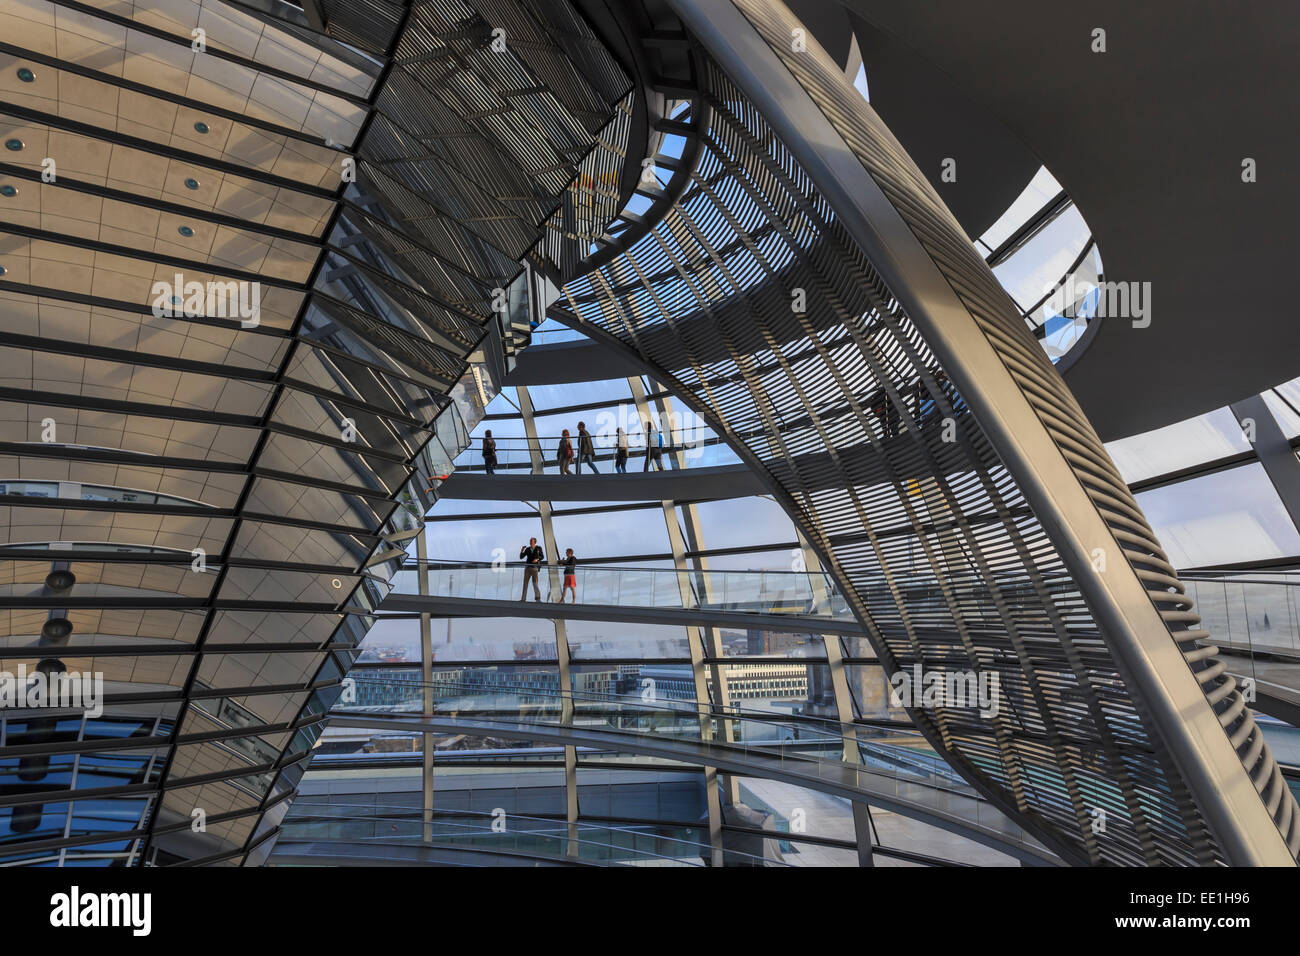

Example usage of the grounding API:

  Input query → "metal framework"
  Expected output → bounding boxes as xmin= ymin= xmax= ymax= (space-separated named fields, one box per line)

xmin=554 ymin=0 xmax=1299 ymax=865
xmin=0 ymin=0 xmax=627 ymax=865
xmin=5 ymin=0 xmax=1294 ymax=869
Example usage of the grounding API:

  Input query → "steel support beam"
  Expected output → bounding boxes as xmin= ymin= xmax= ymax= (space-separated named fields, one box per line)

xmin=629 ymin=376 xmax=725 ymax=864
xmin=517 ymin=384 xmax=580 ymax=855
xmin=1232 ymin=394 xmax=1300 ymax=535
xmin=417 ymin=525 xmax=435 ymax=845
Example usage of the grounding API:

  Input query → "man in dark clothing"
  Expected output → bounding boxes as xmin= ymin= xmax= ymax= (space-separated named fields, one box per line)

xmin=913 ymin=379 xmax=935 ymax=426
xmin=870 ymin=389 xmax=896 ymax=439
xmin=643 ymin=419 xmax=664 ymax=471
xmin=935 ymin=368 xmax=965 ymax=412
xmin=483 ymin=429 xmax=497 ymax=474
xmin=519 ymin=537 xmax=544 ymax=600
xmin=576 ymin=421 xmax=598 ymax=474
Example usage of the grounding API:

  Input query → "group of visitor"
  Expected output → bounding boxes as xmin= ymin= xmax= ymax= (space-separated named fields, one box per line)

xmin=481 ymin=420 xmax=668 ymax=475
xmin=517 ymin=538 xmax=579 ymax=603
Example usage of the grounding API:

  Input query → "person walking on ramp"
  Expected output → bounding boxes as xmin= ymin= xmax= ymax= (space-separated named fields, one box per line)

xmin=577 ymin=422 xmax=598 ymax=474
xmin=558 ymin=429 xmax=574 ymax=475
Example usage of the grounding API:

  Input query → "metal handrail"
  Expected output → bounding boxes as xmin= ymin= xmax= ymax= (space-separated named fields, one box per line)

xmin=280 ymin=804 xmax=784 ymax=866
xmin=337 ymin=675 xmax=972 ymax=794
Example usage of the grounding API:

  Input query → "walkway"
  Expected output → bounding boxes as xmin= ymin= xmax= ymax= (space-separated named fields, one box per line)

xmin=270 ymin=841 xmax=588 ymax=867
xmin=380 ymin=592 xmax=866 ymax=637
xmin=438 ymin=464 xmax=762 ymax=502
xmin=328 ymin=712 xmax=1058 ymax=865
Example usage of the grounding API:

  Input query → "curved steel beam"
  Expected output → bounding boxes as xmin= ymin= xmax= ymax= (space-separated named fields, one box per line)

xmin=270 ymin=840 xmax=590 ymax=867
xmin=329 ymin=714 xmax=1059 ymax=865
xmin=437 ymin=464 xmax=764 ymax=501
xmin=379 ymin=592 xmax=865 ymax=637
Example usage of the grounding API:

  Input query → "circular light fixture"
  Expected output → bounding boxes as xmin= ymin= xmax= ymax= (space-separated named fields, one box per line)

xmin=177 ymin=225 xmax=194 ymax=237
xmin=331 ymin=578 xmax=343 ymax=589
xmin=4 ymin=139 xmax=23 ymax=151
xmin=16 ymin=67 xmax=34 ymax=83
xmin=184 ymin=177 xmax=200 ymax=190
xmin=193 ymin=121 xmax=210 ymax=134
xmin=0 ymin=185 xmax=14 ymax=197
xmin=45 ymin=569 xmax=76 ymax=591
xmin=41 ymin=618 xmax=73 ymax=640
xmin=0 ymin=266 xmax=7 ymax=276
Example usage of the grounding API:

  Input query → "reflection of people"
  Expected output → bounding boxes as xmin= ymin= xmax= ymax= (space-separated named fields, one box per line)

xmin=519 ymin=537 xmax=544 ymax=600
xmin=559 ymin=548 xmax=577 ymax=604
xmin=870 ymin=389 xmax=897 ymax=439
xmin=483 ymin=430 xmax=497 ymax=474
xmin=615 ymin=427 xmax=628 ymax=473
xmin=577 ymin=421 xmax=598 ymax=474
xmin=935 ymin=369 xmax=966 ymax=412
xmin=913 ymin=380 xmax=935 ymax=424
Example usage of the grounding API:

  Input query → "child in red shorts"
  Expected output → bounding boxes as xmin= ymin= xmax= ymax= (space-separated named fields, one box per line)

xmin=559 ymin=548 xmax=577 ymax=604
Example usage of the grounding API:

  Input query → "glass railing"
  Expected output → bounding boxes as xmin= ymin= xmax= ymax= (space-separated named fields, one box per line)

xmin=390 ymin=562 xmax=1300 ymax=655
xmin=1181 ymin=572 xmax=1300 ymax=657
xmin=1257 ymin=716 xmax=1300 ymax=771
xmin=278 ymin=803 xmax=782 ymax=866
xmin=338 ymin=675 xmax=955 ymax=780
xmin=1179 ymin=572 xmax=1300 ymax=710
xmin=340 ymin=671 xmax=969 ymax=785
xmin=329 ymin=675 xmax=1044 ymax=855
xmin=389 ymin=560 xmax=854 ymax=619
xmin=452 ymin=433 xmax=742 ymax=474
xmin=386 ymin=561 xmax=1072 ymax=625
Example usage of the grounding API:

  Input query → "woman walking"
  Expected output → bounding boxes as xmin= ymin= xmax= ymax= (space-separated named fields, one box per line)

xmin=558 ymin=429 xmax=574 ymax=475
xmin=615 ymin=426 xmax=628 ymax=473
